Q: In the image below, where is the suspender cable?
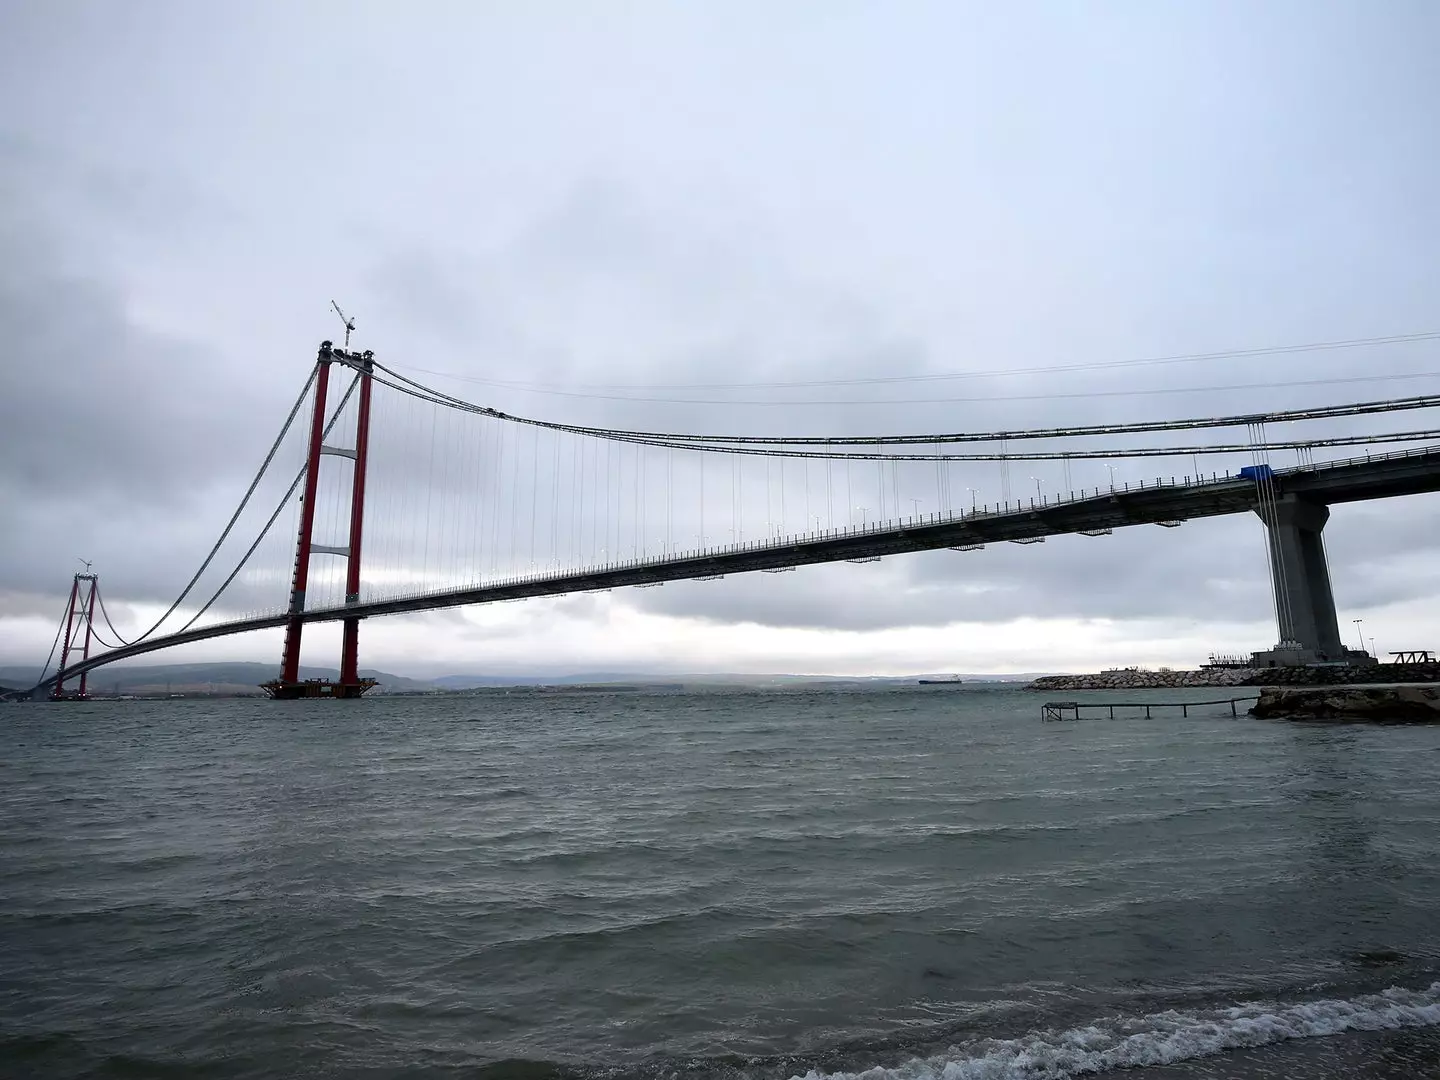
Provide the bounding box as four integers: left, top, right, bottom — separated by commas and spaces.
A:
530, 426, 540, 570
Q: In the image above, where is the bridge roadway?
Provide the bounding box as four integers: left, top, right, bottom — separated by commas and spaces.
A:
42, 443, 1440, 689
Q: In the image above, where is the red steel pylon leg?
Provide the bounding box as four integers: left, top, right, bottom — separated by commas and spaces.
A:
51, 575, 82, 700
339, 356, 374, 688
278, 350, 333, 686
77, 576, 97, 700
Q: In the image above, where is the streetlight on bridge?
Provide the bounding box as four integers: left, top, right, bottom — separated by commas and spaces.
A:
1352, 618, 1365, 653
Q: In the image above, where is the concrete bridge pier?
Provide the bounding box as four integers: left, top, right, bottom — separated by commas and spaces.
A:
1256, 495, 1345, 663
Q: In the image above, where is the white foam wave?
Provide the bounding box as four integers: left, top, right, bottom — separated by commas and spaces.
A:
790, 983, 1440, 1080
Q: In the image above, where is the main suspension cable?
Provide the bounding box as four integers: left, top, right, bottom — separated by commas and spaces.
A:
83, 612, 125, 652
174, 373, 362, 634
387, 368, 1440, 409
95, 584, 135, 646
32, 597, 71, 692
505, 428, 1440, 463
369, 365, 1440, 460
400, 329, 1440, 394
82, 370, 359, 648
122, 364, 320, 644
372, 360, 1440, 450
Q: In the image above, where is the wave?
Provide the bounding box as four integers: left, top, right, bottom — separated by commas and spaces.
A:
789, 982, 1440, 1080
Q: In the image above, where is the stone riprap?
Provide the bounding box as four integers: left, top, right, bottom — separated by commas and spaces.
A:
1028, 669, 1259, 692
1251, 685, 1440, 722
1245, 663, 1440, 686
1027, 663, 1440, 692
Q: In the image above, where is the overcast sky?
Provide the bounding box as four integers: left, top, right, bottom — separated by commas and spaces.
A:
3, 1, 1439, 677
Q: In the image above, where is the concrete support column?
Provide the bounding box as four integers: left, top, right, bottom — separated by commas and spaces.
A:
1256, 495, 1344, 659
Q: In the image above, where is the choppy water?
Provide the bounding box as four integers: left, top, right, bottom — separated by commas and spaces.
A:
3, 685, 1440, 1079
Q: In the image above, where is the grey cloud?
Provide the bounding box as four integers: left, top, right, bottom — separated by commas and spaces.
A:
364, 179, 936, 431
0, 131, 237, 241
0, 590, 70, 622
0, 160, 300, 603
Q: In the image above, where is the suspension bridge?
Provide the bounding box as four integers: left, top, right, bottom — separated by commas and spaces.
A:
30, 339, 1440, 699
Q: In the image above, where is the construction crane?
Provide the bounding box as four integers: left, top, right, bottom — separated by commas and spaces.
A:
330, 301, 356, 348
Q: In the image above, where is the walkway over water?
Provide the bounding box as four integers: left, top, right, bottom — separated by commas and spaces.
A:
1042, 697, 1260, 721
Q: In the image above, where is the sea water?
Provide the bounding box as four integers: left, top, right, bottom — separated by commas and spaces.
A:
3, 685, 1438, 1078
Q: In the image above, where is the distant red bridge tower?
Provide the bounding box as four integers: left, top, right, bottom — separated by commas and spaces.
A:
51, 570, 99, 701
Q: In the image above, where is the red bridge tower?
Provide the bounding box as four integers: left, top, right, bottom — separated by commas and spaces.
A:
262, 341, 377, 699
51, 570, 98, 701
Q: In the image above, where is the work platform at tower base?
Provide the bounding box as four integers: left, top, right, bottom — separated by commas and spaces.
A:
260, 678, 377, 699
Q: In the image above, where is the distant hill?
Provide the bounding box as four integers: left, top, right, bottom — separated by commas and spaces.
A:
430, 672, 882, 689
433, 672, 673, 688
0, 662, 437, 696
0, 663, 1053, 697
431, 671, 1050, 688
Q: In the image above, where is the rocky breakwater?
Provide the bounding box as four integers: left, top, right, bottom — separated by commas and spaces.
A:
1255, 662, 1440, 686
1251, 684, 1440, 722
1028, 668, 1259, 692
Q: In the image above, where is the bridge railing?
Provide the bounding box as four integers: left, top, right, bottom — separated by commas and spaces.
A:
1277, 441, 1440, 475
